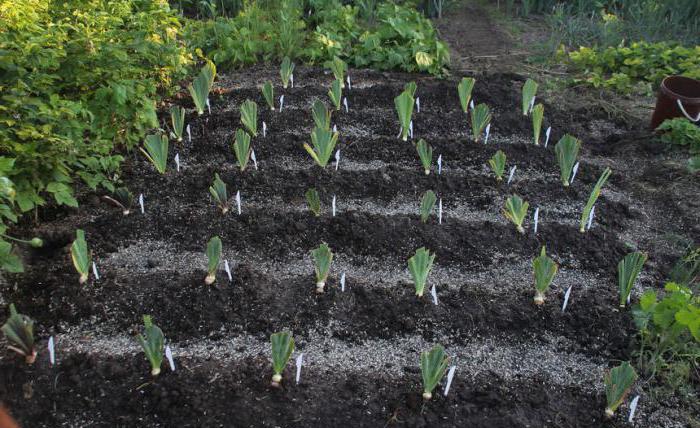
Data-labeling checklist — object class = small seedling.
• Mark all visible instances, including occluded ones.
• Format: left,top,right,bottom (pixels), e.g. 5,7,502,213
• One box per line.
103,187,133,215
2,304,36,364
136,315,164,376
533,246,558,305
280,57,295,89
420,344,448,400
555,135,581,186
232,129,252,171
262,81,274,111
471,104,491,143
71,229,91,284
209,173,229,214
394,90,414,141
502,195,528,234
604,361,637,418
416,139,433,175
420,190,437,223
141,134,168,174
188,62,216,115
305,188,321,216
170,106,185,142
240,100,258,137
457,77,475,113
205,236,222,285
522,78,538,116
304,127,339,167
270,331,295,387
311,243,333,293
312,100,331,131
618,252,647,307
404,81,417,98
328,79,342,111
580,167,612,233
532,103,544,145
328,56,347,87
488,150,506,181
408,247,435,297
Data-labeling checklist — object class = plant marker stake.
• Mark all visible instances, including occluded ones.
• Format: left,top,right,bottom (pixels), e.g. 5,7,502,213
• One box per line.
628,395,640,422
529,96,536,114
92,261,99,281
409,120,414,139
507,165,517,185
175,153,180,172
235,191,241,215
484,123,491,145
206,98,211,115
586,205,595,231
431,284,438,306
570,162,580,184
295,353,303,385
627,292,631,305
262,121,267,138
397,126,403,139
416,97,421,113
333,124,337,134
139,194,145,214
224,260,232,282
187,124,192,143
48,336,55,365
251,150,258,170
279,95,284,112
562,286,572,312
438,198,443,225
340,272,346,292
334,149,341,171
437,154,442,175
165,345,175,371
290,73,294,88
544,127,551,148
469,100,474,111
346,74,351,90
332,195,336,217
533,207,540,234
343,97,348,113
443,366,456,396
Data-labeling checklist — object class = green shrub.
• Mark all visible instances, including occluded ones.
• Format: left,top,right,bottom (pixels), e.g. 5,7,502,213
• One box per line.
656,118,700,154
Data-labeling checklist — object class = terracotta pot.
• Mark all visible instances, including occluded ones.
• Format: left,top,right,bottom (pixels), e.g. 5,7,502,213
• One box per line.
650,75,700,130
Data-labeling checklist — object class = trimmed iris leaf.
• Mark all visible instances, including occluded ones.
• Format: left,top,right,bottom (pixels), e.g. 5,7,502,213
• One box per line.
457,77,476,113
532,103,544,145
188,61,216,116
104,187,133,215
470,103,491,143
328,79,342,111
420,344,449,400
604,361,637,418
416,139,433,175
170,106,185,142
555,134,581,186
311,243,333,293
522,78,538,116
141,134,168,174
502,195,529,234
280,57,295,89
618,252,647,308
71,229,91,284
408,247,435,297
240,100,258,137
233,129,252,172
270,331,295,387
304,127,339,167
328,56,347,87
2,304,36,364
136,315,164,377
262,81,274,111
488,150,506,182
312,100,331,131
394,90,415,141
533,246,558,305
305,188,321,217
420,190,437,223
209,173,229,214
205,236,222,285
404,81,417,98
580,167,612,233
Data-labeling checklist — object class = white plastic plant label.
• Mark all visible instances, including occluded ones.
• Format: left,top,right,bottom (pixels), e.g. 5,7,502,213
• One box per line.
92,261,100,281
251,150,258,170
438,198,443,225
186,124,192,143
507,165,517,185
628,395,640,422
586,205,596,231
484,123,491,144
416,97,421,113
279,95,284,112
290,73,294,88
206,98,211,115
235,191,241,215
139,194,145,214
334,149,341,171
437,155,442,175
224,259,232,282
343,97,348,113
443,366,456,396
570,162,580,184
469,100,474,111
295,353,303,384
544,126,551,148
431,284,438,306
165,345,175,371
346,74,351,90
340,272,346,292
332,195,336,217
48,336,55,365
533,207,540,234
562,286,572,312
175,153,180,172
409,120,414,139
262,121,267,138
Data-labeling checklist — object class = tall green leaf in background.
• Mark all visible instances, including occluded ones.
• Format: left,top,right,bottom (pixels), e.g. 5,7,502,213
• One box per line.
189,62,217,115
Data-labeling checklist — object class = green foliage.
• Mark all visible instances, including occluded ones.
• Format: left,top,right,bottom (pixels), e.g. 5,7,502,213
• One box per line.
311,243,333,292
2,304,36,364
394,90,415,141
532,246,558,305
232,129,252,172
604,361,637,418
502,195,529,234
328,79,343,111
408,247,435,297
209,173,229,214
205,236,222,285
618,252,648,308
304,127,339,168
141,134,169,174
420,190,437,223
404,81,417,98
305,188,321,217
522,79,538,115
470,104,491,143
327,56,347,87
532,104,544,146
170,106,186,143
240,100,258,137
488,150,507,182
280,57,295,89
580,167,612,233
415,139,433,175
136,315,165,377
420,344,449,400
312,100,332,131
270,331,295,386
457,77,475,113
554,134,581,187
71,229,91,284
262,81,275,111
656,118,700,154
104,187,134,216
188,61,217,115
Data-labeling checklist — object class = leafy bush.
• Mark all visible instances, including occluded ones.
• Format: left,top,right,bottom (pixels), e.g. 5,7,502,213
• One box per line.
656,118,700,154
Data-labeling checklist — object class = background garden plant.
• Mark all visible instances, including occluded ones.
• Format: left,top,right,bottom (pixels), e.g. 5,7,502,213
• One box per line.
488,150,506,181
311,243,333,293
555,135,581,187
457,77,475,113
205,236,222,285
70,230,91,284
470,104,491,143
604,361,637,418
1,304,36,364
420,190,437,223
240,100,259,137
420,344,448,400
395,90,415,141
305,127,339,167
305,188,321,217
408,247,435,298
189,62,217,116
170,106,186,143
262,81,275,111
415,139,433,175
532,247,558,305
270,332,295,387
502,195,528,233
580,168,612,233
209,174,229,214
136,315,165,377
233,129,252,171
618,252,648,308
141,135,169,175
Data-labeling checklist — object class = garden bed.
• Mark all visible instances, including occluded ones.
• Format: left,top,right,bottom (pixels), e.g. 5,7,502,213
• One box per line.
0,65,696,427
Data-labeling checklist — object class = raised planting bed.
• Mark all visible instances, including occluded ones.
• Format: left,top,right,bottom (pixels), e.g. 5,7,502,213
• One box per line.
0,65,697,427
